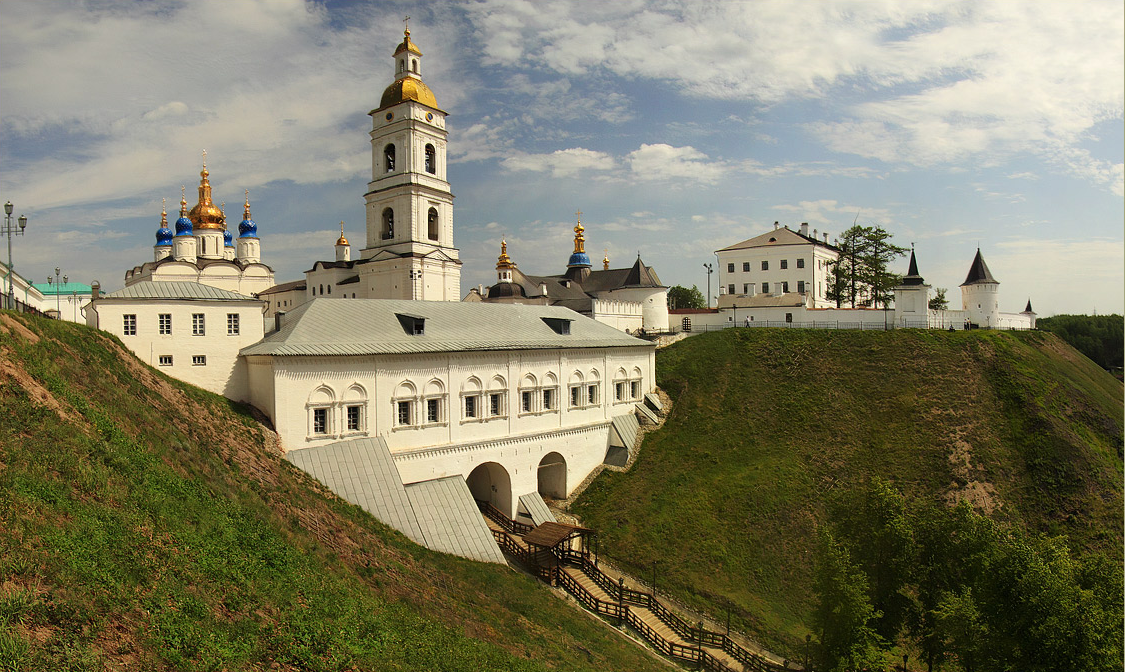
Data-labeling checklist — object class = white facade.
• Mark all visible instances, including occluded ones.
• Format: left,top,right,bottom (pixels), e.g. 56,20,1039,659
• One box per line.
87,282,265,401
716,223,839,310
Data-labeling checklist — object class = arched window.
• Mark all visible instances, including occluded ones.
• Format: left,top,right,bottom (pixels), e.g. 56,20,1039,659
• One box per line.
425,144,436,174
519,374,538,414
411,58,418,73
398,59,405,73
393,381,417,427
423,379,446,425
427,207,439,241
307,385,336,437
327,285,331,295
319,284,323,295
384,144,395,172
343,384,368,433
382,208,394,239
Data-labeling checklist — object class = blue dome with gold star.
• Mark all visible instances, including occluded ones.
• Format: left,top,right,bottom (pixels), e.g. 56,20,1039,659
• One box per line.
238,193,258,238
224,229,234,248
155,204,173,246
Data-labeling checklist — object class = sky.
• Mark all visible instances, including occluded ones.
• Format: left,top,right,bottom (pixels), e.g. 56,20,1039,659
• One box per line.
0,0,1121,316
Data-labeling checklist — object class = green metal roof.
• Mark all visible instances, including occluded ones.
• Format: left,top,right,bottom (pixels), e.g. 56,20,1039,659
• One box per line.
30,281,92,296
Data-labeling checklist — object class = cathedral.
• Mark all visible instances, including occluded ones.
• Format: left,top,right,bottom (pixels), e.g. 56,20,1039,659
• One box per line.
126,157,274,296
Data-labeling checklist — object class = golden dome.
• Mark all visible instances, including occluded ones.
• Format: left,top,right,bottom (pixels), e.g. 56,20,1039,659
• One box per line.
336,222,349,247
394,28,423,57
379,77,440,111
496,239,516,270
189,156,225,230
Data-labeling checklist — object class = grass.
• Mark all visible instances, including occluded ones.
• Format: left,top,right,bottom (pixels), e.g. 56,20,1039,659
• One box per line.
0,311,670,672
572,327,1123,658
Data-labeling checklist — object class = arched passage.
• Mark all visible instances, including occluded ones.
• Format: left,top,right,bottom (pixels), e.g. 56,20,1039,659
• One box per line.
537,451,567,500
466,462,513,519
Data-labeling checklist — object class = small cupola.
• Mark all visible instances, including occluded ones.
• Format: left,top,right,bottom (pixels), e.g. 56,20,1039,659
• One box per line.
174,188,193,236
238,191,258,238
155,198,173,247
335,222,351,262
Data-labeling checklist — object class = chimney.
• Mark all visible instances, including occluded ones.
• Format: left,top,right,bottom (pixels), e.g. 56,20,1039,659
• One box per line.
478,284,483,295
274,310,286,333
539,283,547,296
800,222,809,236
90,280,101,300
813,228,818,239
773,221,779,230
824,233,830,243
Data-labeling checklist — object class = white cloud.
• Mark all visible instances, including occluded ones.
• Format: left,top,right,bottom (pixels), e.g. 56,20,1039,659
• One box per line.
626,144,728,184
500,148,615,177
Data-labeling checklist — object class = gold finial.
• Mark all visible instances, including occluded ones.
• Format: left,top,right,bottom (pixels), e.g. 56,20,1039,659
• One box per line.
603,248,610,270
337,222,349,246
572,210,586,254
244,190,251,219
201,149,208,178
161,198,167,225
180,186,188,215
496,238,515,270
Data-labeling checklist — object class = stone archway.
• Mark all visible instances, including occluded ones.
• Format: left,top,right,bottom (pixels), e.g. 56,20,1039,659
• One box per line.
466,462,513,519
537,451,567,500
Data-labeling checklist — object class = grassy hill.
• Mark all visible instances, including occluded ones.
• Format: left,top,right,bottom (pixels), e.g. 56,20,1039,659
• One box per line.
572,327,1123,659
0,311,670,672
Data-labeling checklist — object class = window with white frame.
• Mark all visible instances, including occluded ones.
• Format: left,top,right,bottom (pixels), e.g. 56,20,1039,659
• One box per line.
123,314,137,336
543,387,555,410
227,313,240,335
159,313,171,335
393,381,416,428
489,392,503,417
518,374,538,415
568,370,585,409
464,395,478,419
615,381,628,401
158,355,173,366
587,383,599,406
346,405,363,431
461,376,482,421
570,385,581,408
192,313,205,336
421,379,446,426
312,408,328,434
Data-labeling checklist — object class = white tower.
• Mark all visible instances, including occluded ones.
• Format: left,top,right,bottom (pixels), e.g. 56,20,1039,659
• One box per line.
236,191,261,264
154,199,173,262
892,247,930,327
189,154,227,260
961,248,1000,328
359,26,461,301
172,188,198,264
335,222,351,262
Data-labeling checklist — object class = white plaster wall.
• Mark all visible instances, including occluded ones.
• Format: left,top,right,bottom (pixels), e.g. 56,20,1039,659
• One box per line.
962,284,1000,327
90,299,264,401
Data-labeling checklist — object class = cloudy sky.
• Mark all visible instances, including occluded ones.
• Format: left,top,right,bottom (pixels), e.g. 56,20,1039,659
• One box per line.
1,0,1121,316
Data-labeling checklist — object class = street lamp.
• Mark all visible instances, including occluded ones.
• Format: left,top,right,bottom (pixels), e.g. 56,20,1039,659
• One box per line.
3,201,29,311
49,267,63,318
703,262,713,308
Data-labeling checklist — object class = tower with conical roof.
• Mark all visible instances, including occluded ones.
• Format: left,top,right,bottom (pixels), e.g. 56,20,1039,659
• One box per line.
359,25,460,301
892,246,931,327
960,248,1000,328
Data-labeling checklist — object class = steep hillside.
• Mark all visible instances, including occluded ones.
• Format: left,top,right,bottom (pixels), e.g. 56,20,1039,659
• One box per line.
572,328,1123,658
0,312,669,672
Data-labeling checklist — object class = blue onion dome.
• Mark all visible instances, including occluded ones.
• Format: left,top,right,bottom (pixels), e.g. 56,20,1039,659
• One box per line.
568,251,591,267
238,191,258,238
174,190,193,236
224,229,234,248
155,200,173,246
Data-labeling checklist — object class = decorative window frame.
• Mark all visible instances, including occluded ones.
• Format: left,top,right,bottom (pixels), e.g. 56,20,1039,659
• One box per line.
420,378,447,428
391,380,418,430
460,376,483,424
342,383,368,437
567,370,585,410
306,384,336,440
485,375,507,420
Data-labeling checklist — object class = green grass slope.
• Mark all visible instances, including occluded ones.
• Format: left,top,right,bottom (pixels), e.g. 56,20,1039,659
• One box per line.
0,312,669,672
572,328,1123,657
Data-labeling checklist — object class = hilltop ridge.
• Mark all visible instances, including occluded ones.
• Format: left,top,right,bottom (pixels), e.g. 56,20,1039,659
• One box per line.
573,327,1123,659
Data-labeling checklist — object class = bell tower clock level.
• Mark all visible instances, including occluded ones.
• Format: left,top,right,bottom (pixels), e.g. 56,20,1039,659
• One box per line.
360,24,461,301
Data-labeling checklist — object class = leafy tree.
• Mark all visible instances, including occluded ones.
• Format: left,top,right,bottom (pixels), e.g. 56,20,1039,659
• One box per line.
813,532,885,671
666,284,707,310
928,287,949,311
933,588,987,672
863,226,908,309
1037,314,1124,371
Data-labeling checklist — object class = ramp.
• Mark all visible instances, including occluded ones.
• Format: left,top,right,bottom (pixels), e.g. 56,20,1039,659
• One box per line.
286,437,425,545
635,402,660,425
405,477,506,564
517,492,557,526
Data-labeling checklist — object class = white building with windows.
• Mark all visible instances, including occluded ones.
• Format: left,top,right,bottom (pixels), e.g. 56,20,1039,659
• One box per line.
85,281,265,401
241,299,654,518
715,222,840,311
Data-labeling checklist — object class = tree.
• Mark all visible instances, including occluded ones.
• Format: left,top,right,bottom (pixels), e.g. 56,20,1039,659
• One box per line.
863,226,908,309
667,284,707,310
1037,314,1124,371
827,225,869,308
813,532,886,671
928,287,949,311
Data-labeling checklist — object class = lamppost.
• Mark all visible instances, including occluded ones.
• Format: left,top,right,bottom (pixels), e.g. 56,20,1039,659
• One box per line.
3,201,29,311
48,267,63,318
703,262,713,308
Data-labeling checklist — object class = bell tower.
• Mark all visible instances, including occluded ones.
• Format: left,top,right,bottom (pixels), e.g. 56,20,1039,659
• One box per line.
359,24,461,301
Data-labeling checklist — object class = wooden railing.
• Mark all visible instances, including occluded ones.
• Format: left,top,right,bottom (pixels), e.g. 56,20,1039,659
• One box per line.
483,505,791,672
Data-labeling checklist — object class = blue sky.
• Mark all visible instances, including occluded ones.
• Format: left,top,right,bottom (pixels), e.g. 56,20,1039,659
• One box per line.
1,0,1121,316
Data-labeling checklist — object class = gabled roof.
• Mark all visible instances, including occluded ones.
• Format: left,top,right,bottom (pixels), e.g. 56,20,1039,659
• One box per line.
717,226,839,253
961,249,998,286
240,299,650,357
259,279,307,296
102,281,257,302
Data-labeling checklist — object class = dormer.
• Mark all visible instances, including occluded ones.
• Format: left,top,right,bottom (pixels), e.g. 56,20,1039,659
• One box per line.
542,317,572,335
396,313,426,335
